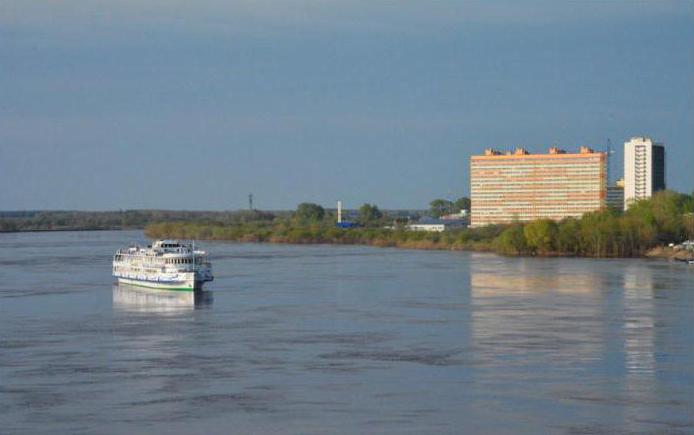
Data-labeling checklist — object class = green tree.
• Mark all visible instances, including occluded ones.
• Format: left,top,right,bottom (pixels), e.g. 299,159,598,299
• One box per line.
295,203,325,221
429,199,454,218
429,197,471,218
358,203,383,225
627,190,689,243
684,213,694,240
557,219,580,255
493,224,528,255
578,209,622,257
523,219,558,254
454,197,471,212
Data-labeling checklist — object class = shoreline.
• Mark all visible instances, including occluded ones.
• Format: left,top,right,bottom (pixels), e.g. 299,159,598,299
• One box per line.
0,227,133,234
2,226,692,261
144,225,692,260
183,237,694,261
644,246,694,261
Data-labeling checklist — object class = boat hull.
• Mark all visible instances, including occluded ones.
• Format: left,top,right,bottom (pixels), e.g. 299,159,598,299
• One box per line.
116,276,198,291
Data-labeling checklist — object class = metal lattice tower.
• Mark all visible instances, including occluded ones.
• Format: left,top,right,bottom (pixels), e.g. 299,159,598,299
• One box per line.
606,138,614,185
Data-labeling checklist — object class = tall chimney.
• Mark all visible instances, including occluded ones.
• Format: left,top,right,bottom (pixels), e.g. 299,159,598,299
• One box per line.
337,200,342,223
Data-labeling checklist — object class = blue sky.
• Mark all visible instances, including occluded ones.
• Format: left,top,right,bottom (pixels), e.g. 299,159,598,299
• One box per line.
1,1,692,210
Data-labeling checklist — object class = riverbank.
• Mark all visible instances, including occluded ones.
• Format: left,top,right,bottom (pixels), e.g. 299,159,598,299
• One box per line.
5,190,692,258
645,246,694,261
144,190,694,259
142,220,677,259
144,221,500,252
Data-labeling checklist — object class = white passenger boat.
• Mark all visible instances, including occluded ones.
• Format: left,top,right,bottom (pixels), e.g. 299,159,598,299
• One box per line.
112,240,213,291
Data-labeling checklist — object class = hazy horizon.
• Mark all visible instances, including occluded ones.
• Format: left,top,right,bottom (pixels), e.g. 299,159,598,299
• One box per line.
2,1,693,211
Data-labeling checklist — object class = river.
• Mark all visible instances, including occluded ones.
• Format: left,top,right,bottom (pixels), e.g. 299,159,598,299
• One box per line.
1,230,692,434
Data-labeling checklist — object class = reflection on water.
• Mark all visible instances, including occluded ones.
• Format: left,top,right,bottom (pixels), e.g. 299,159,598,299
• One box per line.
470,259,604,296
113,284,213,313
469,257,659,377
466,256,685,433
622,264,657,432
469,256,608,369
2,231,693,434
622,264,655,377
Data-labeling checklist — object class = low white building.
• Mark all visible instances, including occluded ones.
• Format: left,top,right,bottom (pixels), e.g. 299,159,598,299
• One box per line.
440,210,469,221
407,218,467,232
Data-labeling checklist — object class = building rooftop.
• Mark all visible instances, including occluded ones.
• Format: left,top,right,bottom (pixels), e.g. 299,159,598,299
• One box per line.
474,147,603,159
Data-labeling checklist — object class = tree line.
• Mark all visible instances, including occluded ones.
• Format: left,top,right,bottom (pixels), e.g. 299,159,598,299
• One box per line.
294,202,385,226
493,190,694,256
0,209,278,232
145,191,694,258
6,192,692,259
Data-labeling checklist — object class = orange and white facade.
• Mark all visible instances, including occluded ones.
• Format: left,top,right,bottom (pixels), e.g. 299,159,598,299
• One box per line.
470,147,607,227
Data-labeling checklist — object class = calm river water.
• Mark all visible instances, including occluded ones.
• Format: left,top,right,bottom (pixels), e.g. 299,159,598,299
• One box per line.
1,230,693,434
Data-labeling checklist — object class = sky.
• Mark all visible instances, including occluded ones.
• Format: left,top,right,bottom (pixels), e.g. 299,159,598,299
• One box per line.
1,0,692,210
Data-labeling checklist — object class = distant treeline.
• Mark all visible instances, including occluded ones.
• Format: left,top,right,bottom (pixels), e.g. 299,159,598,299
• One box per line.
493,190,694,257
145,219,504,251
0,210,279,233
144,191,694,258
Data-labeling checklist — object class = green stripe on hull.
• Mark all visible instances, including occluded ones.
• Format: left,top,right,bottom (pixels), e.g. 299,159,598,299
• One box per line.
117,279,195,292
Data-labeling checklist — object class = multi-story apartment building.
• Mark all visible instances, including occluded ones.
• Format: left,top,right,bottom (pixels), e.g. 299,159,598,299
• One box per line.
623,136,665,210
470,146,607,227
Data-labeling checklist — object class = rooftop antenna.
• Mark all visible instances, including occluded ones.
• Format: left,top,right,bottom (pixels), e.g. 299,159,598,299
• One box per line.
248,193,254,211
447,189,453,215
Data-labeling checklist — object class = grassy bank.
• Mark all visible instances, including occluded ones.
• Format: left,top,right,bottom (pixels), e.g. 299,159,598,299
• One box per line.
145,220,502,252
145,191,694,258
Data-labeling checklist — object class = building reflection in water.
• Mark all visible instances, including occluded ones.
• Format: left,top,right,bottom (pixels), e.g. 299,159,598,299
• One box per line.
112,284,213,314
622,264,655,377
468,255,605,368
621,263,656,431
470,257,603,296
469,255,661,430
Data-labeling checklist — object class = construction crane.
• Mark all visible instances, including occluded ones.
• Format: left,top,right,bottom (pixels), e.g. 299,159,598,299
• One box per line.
606,138,615,185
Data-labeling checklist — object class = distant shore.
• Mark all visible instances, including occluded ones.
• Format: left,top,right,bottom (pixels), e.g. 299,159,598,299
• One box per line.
143,222,495,253
644,246,694,261
3,190,692,260
143,221,693,260
2,222,691,261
